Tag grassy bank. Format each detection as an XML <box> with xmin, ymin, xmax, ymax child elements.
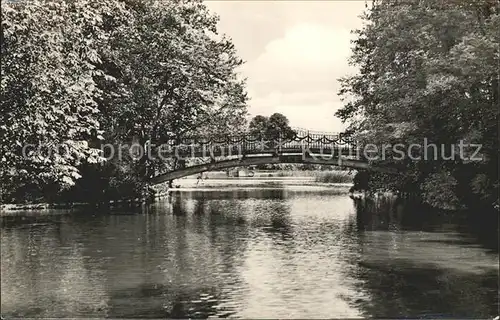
<box><xmin>274</xmin><ymin>170</ymin><xmax>354</xmax><ymax>183</ymax></box>
<box><xmin>313</xmin><ymin>171</ymin><xmax>353</xmax><ymax>183</ymax></box>
<box><xmin>183</xmin><ymin>170</ymin><xmax>354</xmax><ymax>182</ymax></box>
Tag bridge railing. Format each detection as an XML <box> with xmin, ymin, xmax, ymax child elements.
<box><xmin>152</xmin><ymin>131</ymin><xmax>357</xmax><ymax>159</ymax></box>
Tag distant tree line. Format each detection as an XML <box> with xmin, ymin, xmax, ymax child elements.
<box><xmin>338</xmin><ymin>0</ymin><xmax>499</xmax><ymax>210</ymax></box>
<box><xmin>248</xmin><ymin>113</ymin><xmax>296</xmax><ymax>140</ymax></box>
<box><xmin>1</xmin><ymin>0</ymin><xmax>248</xmax><ymax>203</ymax></box>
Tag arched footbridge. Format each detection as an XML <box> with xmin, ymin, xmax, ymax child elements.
<box><xmin>149</xmin><ymin>130</ymin><xmax>397</xmax><ymax>185</ymax></box>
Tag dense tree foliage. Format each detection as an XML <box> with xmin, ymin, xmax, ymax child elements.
<box><xmin>1</xmin><ymin>0</ymin><xmax>124</xmax><ymax>201</ymax></box>
<box><xmin>248</xmin><ymin>113</ymin><xmax>296</xmax><ymax>140</ymax></box>
<box><xmin>338</xmin><ymin>0</ymin><xmax>499</xmax><ymax>210</ymax></box>
<box><xmin>1</xmin><ymin>0</ymin><xmax>248</xmax><ymax>203</ymax></box>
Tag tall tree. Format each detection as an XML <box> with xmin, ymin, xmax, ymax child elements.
<box><xmin>248</xmin><ymin>113</ymin><xmax>296</xmax><ymax>139</ymax></box>
<box><xmin>96</xmin><ymin>0</ymin><xmax>248</xmax><ymax>176</ymax></box>
<box><xmin>336</xmin><ymin>0</ymin><xmax>499</xmax><ymax>209</ymax></box>
<box><xmin>1</xmin><ymin>0</ymin><xmax>127</xmax><ymax>202</ymax></box>
<box><xmin>1</xmin><ymin>0</ymin><xmax>249</xmax><ymax>202</ymax></box>
<box><xmin>248</xmin><ymin>115</ymin><xmax>270</xmax><ymax>137</ymax></box>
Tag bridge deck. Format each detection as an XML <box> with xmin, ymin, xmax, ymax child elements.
<box><xmin>147</xmin><ymin>131</ymin><xmax>394</xmax><ymax>184</ymax></box>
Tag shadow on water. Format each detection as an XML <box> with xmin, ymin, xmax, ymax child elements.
<box><xmin>354</xmin><ymin>196</ymin><xmax>498</xmax><ymax>252</ymax></box>
<box><xmin>1</xmin><ymin>187</ymin><xmax>498</xmax><ymax>318</ymax></box>
<box><xmin>354</xmin><ymin>259</ymin><xmax>498</xmax><ymax>318</ymax></box>
<box><xmin>350</xmin><ymin>196</ymin><xmax>499</xmax><ymax>318</ymax></box>
<box><xmin>1</xmin><ymin>214</ymin><xmax>66</xmax><ymax>229</ymax></box>
<box><xmin>168</xmin><ymin>188</ymin><xmax>290</xmax><ymax>201</ymax></box>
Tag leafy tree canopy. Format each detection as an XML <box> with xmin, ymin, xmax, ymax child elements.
<box><xmin>1</xmin><ymin>0</ymin><xmax>248</xmax><ymax>202</ymax></box>
<box><xmin>248</xmin><ymin>113</ymin><xmax>296</xmax><ymax>140</ymax></box>
<box><xmin>337</xmin><ymin>0</ymin><xmax>499</xmax><ymax>209</ymax></box>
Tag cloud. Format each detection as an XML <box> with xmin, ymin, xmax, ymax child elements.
<box><xmin>261</xmin><ymin>24</ymin><xmax>351</xmax><ymax>66</ymax></box>
<box><xmin>243</xmin><ymin>23</ymin><xmax>354</xmax><ymax>96</ymax></box>
<box><xmin>205</xmin><ymin>1</ymin><xmax>366</xmax><ymax>132</ymax></box>
<box><xmin>242</xmin><ymin>23</ymin><xmax>359</xmax><ymax>131</ymax></box>
<box><xmin>205</xmin><ymin>1</ymin><xmax>289</xmax><ymax>61</ymax></box>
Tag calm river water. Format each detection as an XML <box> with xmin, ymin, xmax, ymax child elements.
<box><xmin>1</xmin><ymin>181</ymin><xmax>498</xmax><ymax>318</ymax></box>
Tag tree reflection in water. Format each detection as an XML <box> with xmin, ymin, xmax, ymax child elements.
<box><xmin>1</xmin><ymin>188</ymin><xmax>497</xmax><ymax>318</ymax></box>
<box><xmin>351</xmin><ymin>196</ymin><xmax>498</xmax><ymax>318</ymax></box>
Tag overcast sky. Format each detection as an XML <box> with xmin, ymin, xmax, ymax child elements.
<box><xmin>205</xmin><ymin>0</ymin><xmax>367</xmax><ymax>132</ymax></box>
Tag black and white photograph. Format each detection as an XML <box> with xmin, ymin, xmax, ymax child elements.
<box><xmin>1</xmin><ymin>0</ymin><xmax>499</xmax><ymax>318</ymax></box>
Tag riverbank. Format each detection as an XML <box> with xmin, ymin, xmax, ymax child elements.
<box><xmin>171</xmin><ymin>175</ymin><xmax>353</xmax><ymax>189</ymax></box>
<box><xmin>1</xmin><ymin>170</ymin><xmax>352</xmax><ymax>213</ymax></box>
<box><xmin>186</xmin><ymin>170</ymin><xmax>354</xmax><ymax>182</ymax></box>
<box><xmin>1</xmin><ymin>176</ymin><xmax>352</xmax><ymax>215</ymax></box>
<box><xmin>0</xmin><ymin>190</ymin><xmax>171</xmax><ymax>216</ymax></box>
